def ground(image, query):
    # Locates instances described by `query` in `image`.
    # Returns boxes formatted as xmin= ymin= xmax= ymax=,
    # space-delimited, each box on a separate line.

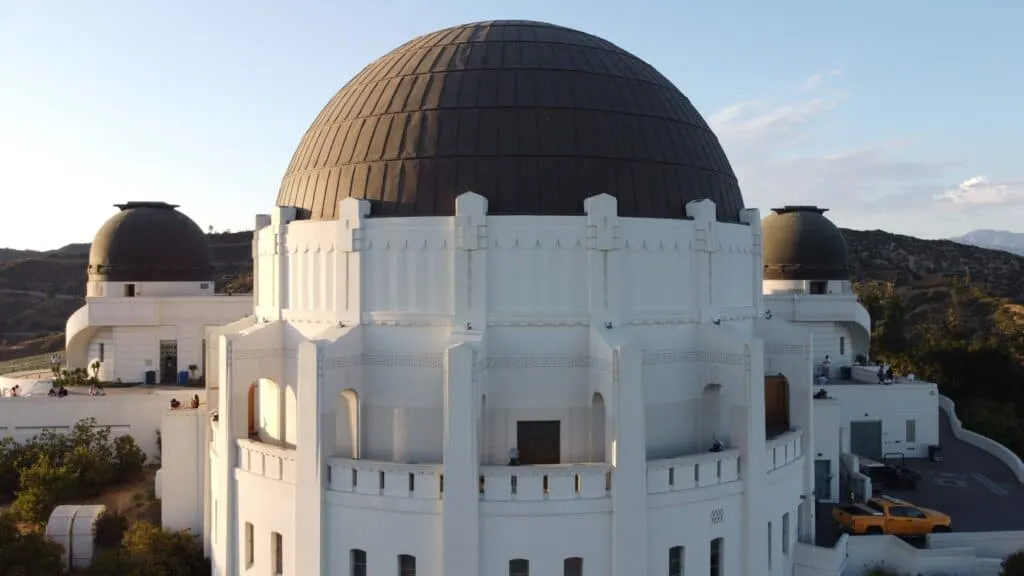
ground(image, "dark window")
xmin=99 ymin=343 xmax=105 ymax=362
xmin=783 ymin=513 xmax=790 ymax=555
xmin=351 ymin=549 xmax=367 ymax=576
xmin=564 ymin=556 xmax=583 ymax=576
xmin=669 ymin=545 xmax=683 ymax=576
xmin=767 ymin=521 xmax=772 ymax=570
xmin=398 ymin=554 xmax=416 ymax=576
xmin=124 ymin=283 xmax=136 ymax=297
xmin=510 ymin=558 xmax=529 ymax=576
xmin=839 ymin=336 xmax=845 ymax=355
xmin=244 ymin=522 xmax=254 ymax=568
xmin=710 ymin=538 xmax=723 ymax=576
xmin=516 ymin=420 xmax=560 ymax=464
xmin=272 ymin=532 xmax=283 ymax=575
xmin=809 ymin=281 xmax=827 ymax=294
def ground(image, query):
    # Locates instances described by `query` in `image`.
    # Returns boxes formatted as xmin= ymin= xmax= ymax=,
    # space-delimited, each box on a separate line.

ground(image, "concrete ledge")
xmin=940 ymin=394 xmax=1024 ymax=484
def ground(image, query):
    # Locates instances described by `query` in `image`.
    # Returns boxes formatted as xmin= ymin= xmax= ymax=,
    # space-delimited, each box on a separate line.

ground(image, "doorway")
xmin=815 ymin=459 xmax=832 ymax=500
xmin=516 ymin=421 xmax=560 ymax=465
xmin=850 ymin=421 xmax=883 ymax=461
xmin=159 ymin=340 xmax=178 ymax=384
xmin=764 ymin=375 xmax=790 ymax=437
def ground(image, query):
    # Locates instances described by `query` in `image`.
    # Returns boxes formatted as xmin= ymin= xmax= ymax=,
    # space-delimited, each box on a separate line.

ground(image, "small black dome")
xmin=762 ymin=206 xmax=849 ymax=281
xmin=88 ymin=202 xmax=213 ymax=282
xmin=276 ymin=20 xmax=744 ymax=222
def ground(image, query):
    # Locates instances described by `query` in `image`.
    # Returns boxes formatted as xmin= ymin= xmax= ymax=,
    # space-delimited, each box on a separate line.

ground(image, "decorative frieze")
xmin=321 ymin=353 xmax=446 ymax=372
xmin=642 ymin=350 xmax=747 ymax=366
xmin=232 ymin=349 xmax=298 ymax=361
xmin=485 ymin=354 xmax=593 ymax=370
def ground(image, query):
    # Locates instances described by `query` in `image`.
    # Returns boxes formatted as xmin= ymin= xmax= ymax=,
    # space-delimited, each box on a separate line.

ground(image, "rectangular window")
xmin=564 ymin=557 xmax=583 ymax=576
xmin=668 ymin=545 xmax=683 ymax=576
xmin=906 ymin=420 xmax=917 ymax=443
xmin=767 ymin=521 xmax=772 ymax=570
xmin=809 ymin=281 xmax=827 ymax=294
xmin=783 ymin=513 xmax=790 ymax=555
xmin=271 ymin=532 xmax=283 ymax=575
xmin=398 ymin=554 xmax=416 ymax=576
xmin=244 ymin=522 xmax=254 ymax=568
xmin=510 ymin=559 xmax=529 ymax=576
xmin=124 ymin=283 xmax=136 ymax=297
xmin=839 ymin=336 xmax=846 ymax=355
xmin=351 ymin=549 xmax=367 ymax=576
xmin=710 ymin=538 xmax=723 ymax=576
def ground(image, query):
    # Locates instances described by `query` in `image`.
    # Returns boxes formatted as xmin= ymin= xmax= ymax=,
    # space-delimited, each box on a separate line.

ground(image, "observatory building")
xmin=65 ymin=202 xmax=251 ymax=384
xmin=205 ymin=19 xmax=817 ymax=576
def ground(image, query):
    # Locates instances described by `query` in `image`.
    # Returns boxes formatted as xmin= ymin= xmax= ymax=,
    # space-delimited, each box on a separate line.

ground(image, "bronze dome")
xmin=762 ymin=206 xmax=849 ymax=281
xmin=276 ymin=20 xmax=744 ymax=221
xmin=88 ymin=202 xmax=213 ymax=283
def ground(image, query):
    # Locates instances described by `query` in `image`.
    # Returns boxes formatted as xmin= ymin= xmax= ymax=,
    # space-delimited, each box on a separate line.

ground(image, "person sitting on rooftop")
xmin=170 ymin=398 xmax=181 ymax=409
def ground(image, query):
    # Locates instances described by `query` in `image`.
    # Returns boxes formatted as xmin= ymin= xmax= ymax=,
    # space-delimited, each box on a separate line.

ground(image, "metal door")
xmin=850 ymin=420 xmax=883 ymax=461
xmin=159 ymin=340 xmax=178 ymax=384
xmin=815 ymin=459 xmax=832 ymax=500
xmin=517 ymin=421 xmax=561 ymax=465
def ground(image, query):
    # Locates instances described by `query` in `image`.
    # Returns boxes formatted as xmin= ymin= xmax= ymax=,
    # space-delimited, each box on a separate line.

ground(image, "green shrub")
xmin=88 ymin=522 xmax=210 ymax=576
xmin=0 ymin=512 xmax=65 ymax=576
xmin=93 ymin=510 xmax=129 ymax=550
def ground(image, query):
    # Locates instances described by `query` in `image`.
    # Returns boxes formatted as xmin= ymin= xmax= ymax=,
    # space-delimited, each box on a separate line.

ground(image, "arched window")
xmin=668 ymin=546 xmax=683 ymax=576
xmin=398 ymin=554 xmax=416 ymax=576
xmin=351 ymin=549 xmax=366 ymax=576
xmin=564 ymin=556 xmax=583 ymax=576
xmin=509 ymin=558 xmax=529 ymax=576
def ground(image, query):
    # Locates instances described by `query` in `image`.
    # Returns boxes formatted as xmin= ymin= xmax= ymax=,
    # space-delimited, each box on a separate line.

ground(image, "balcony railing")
xmin=327 ymin=458 xmax=443 ymax=499
xmin=766 ymin=429 xmax=803 ymax=472
xmin=236 ymin=438 xmax=296 ymax=483
xmin=479 ymin=464 xmax=611 ymax=501
xmin=647 ymin=449 xmax=741 ymax=494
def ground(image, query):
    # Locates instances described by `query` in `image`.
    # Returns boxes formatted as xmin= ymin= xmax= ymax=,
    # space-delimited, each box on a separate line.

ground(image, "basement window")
xmin=124 ymin=283 xmax=136 ymax=297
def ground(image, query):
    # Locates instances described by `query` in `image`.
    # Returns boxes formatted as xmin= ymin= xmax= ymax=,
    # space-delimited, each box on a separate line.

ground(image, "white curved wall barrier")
xmin=939 ymin=394 xmax=1024 ymax=484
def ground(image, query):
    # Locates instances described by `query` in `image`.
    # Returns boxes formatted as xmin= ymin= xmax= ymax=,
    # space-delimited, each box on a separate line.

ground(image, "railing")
xmin=236 ymin=439 xmax=296 ymax=483
xmin=327 ymin=458 xmax=443 ymax=499
xmin=766 ymin=429 xmax=803 ymax=472
xmin=647 ymin=449 xmax=741 ymax=494
xmin=479 ymin=464 xmax=611 ymax=501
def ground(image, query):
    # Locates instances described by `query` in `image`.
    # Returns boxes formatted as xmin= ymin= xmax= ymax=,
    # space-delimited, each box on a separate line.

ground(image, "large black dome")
xmin=762 ymin=206 xmax=849 ymax=281
xmin=88 ymin=202 xmax=213 ymax=283
xmin=276 ymin=20 xmax=744 ymax=222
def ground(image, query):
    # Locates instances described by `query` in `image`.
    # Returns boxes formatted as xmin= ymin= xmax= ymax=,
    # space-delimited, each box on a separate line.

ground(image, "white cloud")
xmin=708 ymin=77 xmax=958 ymax=216
xmin=934 ymin=176 xmax=1024 ymax=205
xmin=801 ymin=68 xmax=843 ymax=91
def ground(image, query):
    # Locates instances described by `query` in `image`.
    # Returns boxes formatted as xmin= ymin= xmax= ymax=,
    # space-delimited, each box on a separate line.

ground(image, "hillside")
xmin=2 ymin=226 xmax=1024 ymax=358
xmin=951 ymin=229 xmax=1024 ymax=257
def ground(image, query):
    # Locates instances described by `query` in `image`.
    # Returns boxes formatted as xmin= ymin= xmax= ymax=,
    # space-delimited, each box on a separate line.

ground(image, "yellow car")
xmin=833 ymin=495 xmax=952 ymax=537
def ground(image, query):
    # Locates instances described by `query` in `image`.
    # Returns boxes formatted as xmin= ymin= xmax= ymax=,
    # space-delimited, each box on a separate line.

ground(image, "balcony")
xmin=327 ymin=458 xmax=442 ymax=499
xmin=479 ymin=464 xmax=611 ymax=501
xmin=766 ymin=429 xmax=803 ymax=472
xmin=236 ymin=438 xmax=296 ymax=483
xmin=647 ymin=449 xmax=741 ymax=494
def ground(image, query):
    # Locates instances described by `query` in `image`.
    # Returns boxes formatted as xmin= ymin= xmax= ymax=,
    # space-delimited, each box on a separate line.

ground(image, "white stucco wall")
xmin=0 ymin=389 xmax=205 ymax=458
xmin=812 ymin=398 xmax=841 ymax=501
xmin=819 ymin=382 xmax=940 ymax=458
xmin=65 ymin=293 xmax=251 ymax=383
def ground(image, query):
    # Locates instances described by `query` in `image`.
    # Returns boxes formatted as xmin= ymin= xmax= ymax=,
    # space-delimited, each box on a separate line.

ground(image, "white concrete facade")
xmin=204 ymin=194 xmax=817 ymax=576
xmin=65 ymin=280 xmax=251 ymax=383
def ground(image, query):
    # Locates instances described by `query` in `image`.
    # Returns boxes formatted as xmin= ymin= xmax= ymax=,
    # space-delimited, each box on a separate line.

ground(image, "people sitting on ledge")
xmin=48 ymin=388 xmax=57 ymax=397
xmin=170 ymin=398 xmax=181 ymax=409
xmin=190 ymin=394 xmax=200 ymax=409
xmin=89 ymin=383 xmax=106 ymax=396
xmin=814 ymin=388 xmax=830 ymax=399
xmin=57 ymin=386 xmax=68 ymax=398
xmin=710 ymin=436 xmax=724 ymax=452
xmin=508 ymin=446 xmax=520 ymax=466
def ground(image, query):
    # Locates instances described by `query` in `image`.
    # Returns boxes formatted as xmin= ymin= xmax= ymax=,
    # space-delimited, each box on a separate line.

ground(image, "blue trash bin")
xmin=178 ymin=370 xmax=189 ymax=385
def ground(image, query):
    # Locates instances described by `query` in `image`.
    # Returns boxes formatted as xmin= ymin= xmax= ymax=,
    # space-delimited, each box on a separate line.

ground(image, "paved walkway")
xmin=816 ymin=409 xmax=1024 ymax=546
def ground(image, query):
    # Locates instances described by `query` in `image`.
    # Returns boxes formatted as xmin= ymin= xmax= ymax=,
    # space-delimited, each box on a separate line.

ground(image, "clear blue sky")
xmin=1 ymin=0 xmax=1021 ymax=250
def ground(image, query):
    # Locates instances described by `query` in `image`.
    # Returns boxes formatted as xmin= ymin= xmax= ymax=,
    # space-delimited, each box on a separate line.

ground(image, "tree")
xmin=88 ymin=522 xmax=210 ymax=576
xmin=0 ymin=513 xmax=65 ymax=576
